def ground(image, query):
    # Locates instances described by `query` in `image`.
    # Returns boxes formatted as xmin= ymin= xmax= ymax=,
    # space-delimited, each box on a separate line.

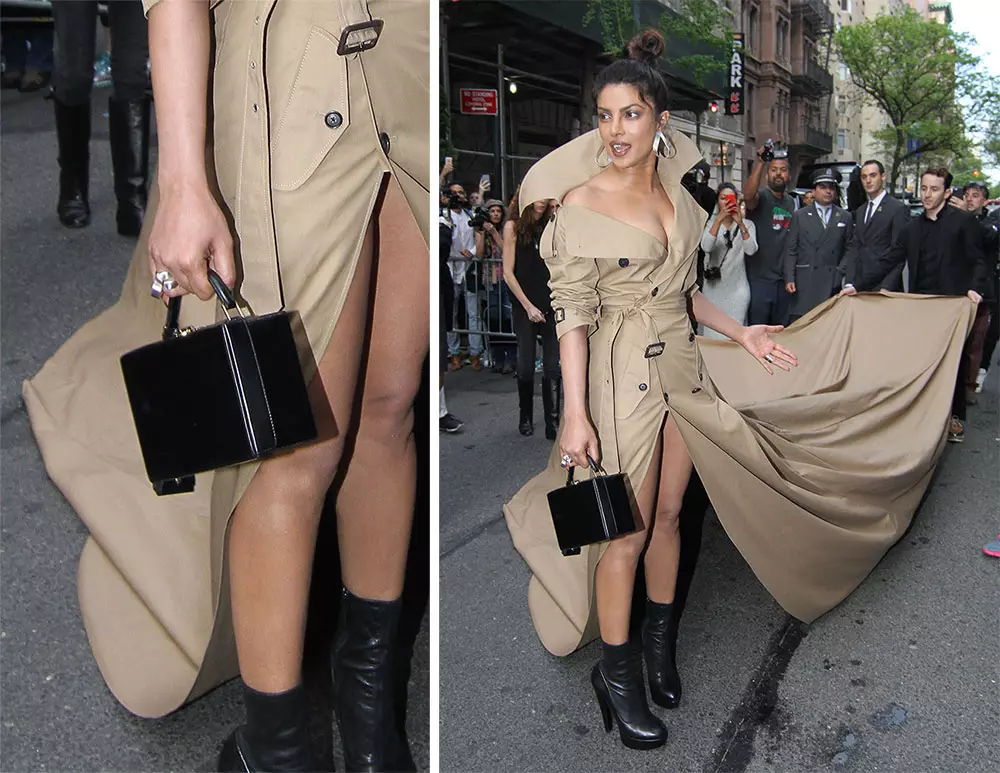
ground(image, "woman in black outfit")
xmin=503 ymin=192 xmax=560 ymax=438
xmin=51 ymin=0 xmax=150 ymax=235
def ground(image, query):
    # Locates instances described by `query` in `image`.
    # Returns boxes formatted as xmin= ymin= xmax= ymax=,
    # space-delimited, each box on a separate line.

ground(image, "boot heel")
xmin=593 ymin=685 xmax=613 ymax=733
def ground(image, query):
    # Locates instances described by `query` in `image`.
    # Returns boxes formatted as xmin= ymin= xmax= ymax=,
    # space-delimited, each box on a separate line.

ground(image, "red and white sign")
xmin=460 ymin=88 xmax=498 ymax=115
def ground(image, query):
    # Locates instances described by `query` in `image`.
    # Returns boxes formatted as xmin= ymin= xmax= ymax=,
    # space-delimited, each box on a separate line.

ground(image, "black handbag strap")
xmin=565 ymin=455 xmax=605 ymax=486
xmin=162 ymin=269 xmax=241 ymax=339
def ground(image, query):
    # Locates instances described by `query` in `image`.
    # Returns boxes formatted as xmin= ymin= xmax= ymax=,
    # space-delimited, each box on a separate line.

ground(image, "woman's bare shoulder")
xmin=562 ymin=183 xmax=597 ymax=207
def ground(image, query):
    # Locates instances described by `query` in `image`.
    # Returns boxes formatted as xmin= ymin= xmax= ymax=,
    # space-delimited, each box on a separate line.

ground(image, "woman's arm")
xmin=741 ymin=220 xmax=758 ymax=256
xmin=557 ymin=325 xmax=599 ymax=467
xmin=146 ymin=0 xmax=234 ymax=299
xmin=691 ymin=291 xmax=797 ymax=374
xmin=474 ymin=229 xmax=486 ymax=258
xmin=700 ymin=223 xmax=720 ymax=253
xmin=502 ymin=221 xmax=544 ymax=320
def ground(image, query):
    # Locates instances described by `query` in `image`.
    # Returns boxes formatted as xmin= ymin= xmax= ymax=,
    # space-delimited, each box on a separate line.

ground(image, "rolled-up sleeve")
xmin=543 ymin=216 xmax=600 ymax=339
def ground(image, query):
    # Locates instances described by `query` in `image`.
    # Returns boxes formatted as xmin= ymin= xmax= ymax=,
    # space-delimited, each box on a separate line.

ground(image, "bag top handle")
xmin=565 ymin=455 xmax=605 ymax=486
xmin=161 ymin=270 xmax=242 ymax=340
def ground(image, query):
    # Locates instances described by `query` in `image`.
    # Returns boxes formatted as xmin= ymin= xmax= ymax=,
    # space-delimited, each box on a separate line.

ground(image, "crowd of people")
xmin=441 ymin=146 xmax=999 ymax=451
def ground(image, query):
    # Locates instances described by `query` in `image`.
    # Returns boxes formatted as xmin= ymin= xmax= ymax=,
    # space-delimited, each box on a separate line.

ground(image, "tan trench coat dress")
xmin=22 ymin=0 xmax=429 ymax=718
xmin=503 ymin=129 xmax=976 ymax=657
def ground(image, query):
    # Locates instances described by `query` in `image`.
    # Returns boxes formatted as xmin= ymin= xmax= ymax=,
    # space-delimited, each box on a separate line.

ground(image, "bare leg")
xmin=227 ymin=218 xmax=376 ymax=694
xmin=337 ymin=176 xmax=428 ymax=600
xmin=595 ymin=426 xmax=664 ymax=645
xmin=644 ymin=414 xmax=694 ymax=604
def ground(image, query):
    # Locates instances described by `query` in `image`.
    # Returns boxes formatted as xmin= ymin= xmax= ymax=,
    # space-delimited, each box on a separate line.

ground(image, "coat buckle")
xmin=644 ymin=342 xmax=665 ymax=358
xmin=337 ymin=19 xmax=384 ymax=56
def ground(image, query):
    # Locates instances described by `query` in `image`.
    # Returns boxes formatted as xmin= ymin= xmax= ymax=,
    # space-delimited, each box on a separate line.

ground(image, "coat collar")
xmin=518 ymin=128 xmax=704 ymax=213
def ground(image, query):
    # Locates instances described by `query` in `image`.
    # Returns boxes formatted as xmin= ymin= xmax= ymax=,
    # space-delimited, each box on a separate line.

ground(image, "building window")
xmin=747 ymin=82 xmax=755 ymax=126
xmin=840 ymin=0 xmax=852 ymax=12
xmin=776 ymin=18 xmax=790 ymax=64
xmin=837 ymin=129 xmax=847 ymax=150
xmin=840 ymin=63 xmax=848 ymax=80
xmin=748 ymin=5 xmax=760 ymax=54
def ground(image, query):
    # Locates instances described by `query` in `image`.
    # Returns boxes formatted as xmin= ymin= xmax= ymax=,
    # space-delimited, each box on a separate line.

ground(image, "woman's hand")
xmin=148 ymin=180 xmax=235 ymax=302
xmin=525 ymin=303 xmax=546 ymax=323
xmin=559 ymin=413 xmax=600 ymax=469
xmin=739 ymin=324 xmax=798 ymax=375
xmin=968 ymin=289 xmax=983 ymax=304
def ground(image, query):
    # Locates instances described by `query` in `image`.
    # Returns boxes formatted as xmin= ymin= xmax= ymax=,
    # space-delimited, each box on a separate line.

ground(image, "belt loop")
xmin=337 ymin=0 xmax=383 ymax=55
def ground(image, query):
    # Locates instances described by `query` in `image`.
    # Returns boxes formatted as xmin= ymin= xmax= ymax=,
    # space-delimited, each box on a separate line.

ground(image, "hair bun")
xmin=626 ymin=29 xmax=664 ymax=65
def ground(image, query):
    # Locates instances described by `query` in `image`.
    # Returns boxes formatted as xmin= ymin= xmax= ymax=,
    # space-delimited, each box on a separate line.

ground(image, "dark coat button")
xmin=618 ymin=258 xmax=629 ymax=268
xmin=689 ymin=332 xmax=695 ymax=342
xmin=324 ymin=111 xmax=343 ymax=129
xmin=379 ymin=131 xmax=391 ymax=154
xmin=692 ymin=387 xmax=702 ymax=393
xmin=638 ymin=383 xmax=647 ymax=391
xmin=651 ymin=287 xmax=658 ymax=297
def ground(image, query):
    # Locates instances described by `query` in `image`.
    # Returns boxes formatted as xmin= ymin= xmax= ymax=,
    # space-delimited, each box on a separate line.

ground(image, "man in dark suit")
xmin=843 ymin=166 xmax=989 ymax=443
xmin=842 ymin=159 xmax=909 ymax=292
xmin=783 ymin=168 xmax=854 ymax=321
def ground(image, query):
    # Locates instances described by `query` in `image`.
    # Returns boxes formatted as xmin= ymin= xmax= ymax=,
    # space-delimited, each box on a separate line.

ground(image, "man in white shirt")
xmin=444 ymin=183 xmax=484 ymax=370
xmin=842 ymin=159 xmax=910 ymax=292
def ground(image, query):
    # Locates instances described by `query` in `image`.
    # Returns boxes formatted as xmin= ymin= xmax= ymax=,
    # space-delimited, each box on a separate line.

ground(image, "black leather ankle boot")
xmin=332 ymin=588 xmax=415 ymax=773
xmin=591 ymin=640 xmax=667 ymax=750
xmin=108 ymin=95 xmax=150 ymax=237
xmin=643 ymin=599 xmax=682 ymax=709
xmin=218 ymin=683 xmax=317 ymax=772
xmin=54 ymin=100 xmax=91 ymax=228
xmin=517 ymin=379 xmax=534 ymax=436
xmin=541 ymin=376 xmax=560 ymax=440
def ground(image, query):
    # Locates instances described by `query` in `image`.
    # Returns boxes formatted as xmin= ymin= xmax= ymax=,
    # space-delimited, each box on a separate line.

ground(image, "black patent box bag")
xmin=120 ymin=270 xmax=317 ymax=495
xmin=547 ymin=457 xmax=637 ymax=556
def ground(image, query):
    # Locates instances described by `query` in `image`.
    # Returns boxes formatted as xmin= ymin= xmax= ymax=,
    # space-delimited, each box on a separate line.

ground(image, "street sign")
xmin=727 ymin=33 xmax=745 ymax=116
xmin=460 ymin=88 xmax=498 ymax=115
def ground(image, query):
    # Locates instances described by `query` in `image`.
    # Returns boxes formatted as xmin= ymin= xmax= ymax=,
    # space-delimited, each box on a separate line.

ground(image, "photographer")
xmin=744 ymin=140 xmax=798 ymax=326
xmin=477 ymin=199 xmax=516 ymax=374
xmin=699 ymin=184 xmax=757 ymax=340
xmin=443 ymin=182 xmax=485 ymax=371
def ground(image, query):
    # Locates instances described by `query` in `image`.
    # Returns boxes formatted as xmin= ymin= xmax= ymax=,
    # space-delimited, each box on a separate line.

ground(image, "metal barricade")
xmin=448 ymin=257 xmax=516 ymax=368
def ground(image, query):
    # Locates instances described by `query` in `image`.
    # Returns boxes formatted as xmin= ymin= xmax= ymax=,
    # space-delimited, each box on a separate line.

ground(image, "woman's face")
xmin=489 ymin=205 xmax=504 ymax=224
xmin=532 ymin=200 xmax=548 ymax=215
xmin=596 ymin=83 xmax=667 ymax=169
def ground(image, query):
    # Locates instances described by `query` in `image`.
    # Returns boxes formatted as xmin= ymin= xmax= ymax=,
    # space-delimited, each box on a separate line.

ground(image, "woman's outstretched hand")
xmin=147 ymin=180 xmax=235 ymax=303
xmin=739 ymin=324 xmax=798 ymax=375
xmin=559 ymin=413 xmax=600 ymax=470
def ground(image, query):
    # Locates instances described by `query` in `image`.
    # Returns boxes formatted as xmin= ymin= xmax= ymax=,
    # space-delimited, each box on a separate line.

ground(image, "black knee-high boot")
xmin=332 ymin=588 xmax=415 ymax=772
xmin=643 ymin=599 xmax=682 ymax=709
xmin=591 ymin=640 xmax=668 ymax=750
xmin=108 ymin=95 xmax=150 ymax=237
xmin=541 ymin=376 xmax=560 ymax=440
xmin=218 ymin=683 xmax=317 ymax=772
xmin=517 ymin=379 xmax=534 ymax=436
xmin=54 ymin=100 xmax=91 ymax=228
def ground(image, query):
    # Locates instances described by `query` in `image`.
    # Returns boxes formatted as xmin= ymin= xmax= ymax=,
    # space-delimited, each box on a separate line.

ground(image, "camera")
xmin=761 ymin=138 xmax=788 ymax=163
xmin=704 ymin=265 xmax=722 ymax=281
xmin=468 ymin=207 xmax=490 ymax=229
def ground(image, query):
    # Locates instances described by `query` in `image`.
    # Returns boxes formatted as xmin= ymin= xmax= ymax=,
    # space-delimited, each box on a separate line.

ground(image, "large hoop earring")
xmin=653 ymin=129 xmax=671 ymax=157
xmin=596 ymin=145 xmax=612 ymax=168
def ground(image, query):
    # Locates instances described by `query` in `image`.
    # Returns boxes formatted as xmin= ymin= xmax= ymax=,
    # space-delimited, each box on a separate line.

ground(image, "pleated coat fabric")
xmin=502 ymin=129 xmax=975 ymax=658
xmin=21 ymin=0 xmax=429 ymax=718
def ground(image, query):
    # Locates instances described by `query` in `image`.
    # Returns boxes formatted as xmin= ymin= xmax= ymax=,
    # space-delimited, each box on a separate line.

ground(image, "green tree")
xmin=583 ymin=0 xmax=733 ymax=88
xmin=834 ymin=7 xmax=1000 ymax=193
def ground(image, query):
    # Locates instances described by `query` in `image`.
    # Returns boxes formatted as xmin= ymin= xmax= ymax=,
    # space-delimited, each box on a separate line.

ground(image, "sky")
xmin=947 ymin=0 xmax=1000 ymax=180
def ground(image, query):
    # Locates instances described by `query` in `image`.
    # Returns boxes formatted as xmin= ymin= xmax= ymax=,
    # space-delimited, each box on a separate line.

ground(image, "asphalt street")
xmin=0 ymin=90 xmax=429 ymax=771
xmin=440 ymin=345 xmax=999 ymax=771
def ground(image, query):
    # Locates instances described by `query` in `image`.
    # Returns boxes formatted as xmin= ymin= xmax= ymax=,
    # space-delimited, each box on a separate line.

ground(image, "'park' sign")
xmin=728 ymin=33 xmax=745 ymax=116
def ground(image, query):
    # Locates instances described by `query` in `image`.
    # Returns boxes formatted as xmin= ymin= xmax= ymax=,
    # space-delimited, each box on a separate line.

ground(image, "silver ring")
xmin=150 ymin=280 xmax=163 ymax=299
xmin=560 ymin=454 xmax=572 ymax=468
xmin=162 ymin=278 xmax=179 ymax=292
xmin=764 ymin=354 xmax=775 ymax=363
xmin=155 ymin=270 xmax=173 ymax=283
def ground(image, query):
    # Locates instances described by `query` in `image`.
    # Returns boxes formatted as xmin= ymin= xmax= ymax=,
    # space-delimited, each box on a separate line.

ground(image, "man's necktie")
xmin=865 ymin=201 xmax=874 ymax=224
